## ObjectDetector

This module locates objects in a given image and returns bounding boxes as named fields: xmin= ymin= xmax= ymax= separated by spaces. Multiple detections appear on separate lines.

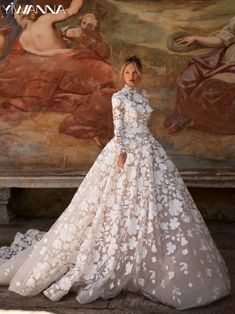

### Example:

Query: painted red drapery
xmin=0 ymin=47 xmax=115 ymax=140
xmin=165 ymin=48 xmax=235 ymax=135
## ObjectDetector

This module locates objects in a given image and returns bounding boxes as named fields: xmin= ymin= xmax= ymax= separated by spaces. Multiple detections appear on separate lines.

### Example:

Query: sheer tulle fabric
xmin=0 ymin=85 xmax=230 ymax=310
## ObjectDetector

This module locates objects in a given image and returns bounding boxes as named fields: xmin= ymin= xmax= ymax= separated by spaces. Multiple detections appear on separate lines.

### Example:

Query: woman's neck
xmin=124 ymin=84 xmax=141 ymax=92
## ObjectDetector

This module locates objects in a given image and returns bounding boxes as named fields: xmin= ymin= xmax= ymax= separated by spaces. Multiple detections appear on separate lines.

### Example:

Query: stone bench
xmin=0 ymin=169 xmax=234 ymax=224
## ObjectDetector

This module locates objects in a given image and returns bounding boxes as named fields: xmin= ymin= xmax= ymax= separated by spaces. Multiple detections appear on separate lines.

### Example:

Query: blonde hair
xmin=120 ymin=55 xmax=143 ymax=78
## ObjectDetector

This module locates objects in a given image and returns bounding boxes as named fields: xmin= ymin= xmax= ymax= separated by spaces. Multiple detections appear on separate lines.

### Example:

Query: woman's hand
xmin=117 ymin=152 xmax=127 ymax=170
xmin=175 ymin=35 xmax=225 ymax=48
xmin=175 ymin=35 xmax=198 ymax=46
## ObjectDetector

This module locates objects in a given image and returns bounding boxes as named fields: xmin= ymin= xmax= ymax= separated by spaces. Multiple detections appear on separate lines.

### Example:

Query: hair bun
xmin=124 ymin=55 xmax=142 ymax=70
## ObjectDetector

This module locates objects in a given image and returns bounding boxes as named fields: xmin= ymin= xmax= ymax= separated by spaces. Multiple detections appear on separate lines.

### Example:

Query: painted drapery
xmin=0 ymin=0 xmax=234 ymax=171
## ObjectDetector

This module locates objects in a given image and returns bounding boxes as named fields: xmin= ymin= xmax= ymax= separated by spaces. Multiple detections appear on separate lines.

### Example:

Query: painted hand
xmin=175 ymin=36 xmax=197 ymax=46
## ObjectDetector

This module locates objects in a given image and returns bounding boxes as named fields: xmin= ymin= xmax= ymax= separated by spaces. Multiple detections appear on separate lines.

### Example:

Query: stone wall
xmin=8 ymin=188 xmax=235 ymax=221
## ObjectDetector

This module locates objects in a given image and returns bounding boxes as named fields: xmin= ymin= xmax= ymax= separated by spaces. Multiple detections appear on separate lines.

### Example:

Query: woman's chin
xmin=126 ymin=82 xmax=137 ymax=87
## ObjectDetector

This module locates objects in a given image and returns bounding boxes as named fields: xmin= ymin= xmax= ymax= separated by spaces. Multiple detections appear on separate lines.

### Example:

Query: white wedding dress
xmin=0 ymin=85 xmax=231 ymax=310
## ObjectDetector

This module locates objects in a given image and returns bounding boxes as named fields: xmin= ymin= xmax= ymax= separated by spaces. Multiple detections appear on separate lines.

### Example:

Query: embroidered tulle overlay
xmin=0 ymin=230 xmax=44 ymax=265
xmin=0 ymin=85 xmax=230 ymax=310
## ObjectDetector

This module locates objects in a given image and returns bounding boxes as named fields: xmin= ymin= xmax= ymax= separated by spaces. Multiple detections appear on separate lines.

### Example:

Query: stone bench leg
xmin=0 ymin=188 xmax=11 ymax=224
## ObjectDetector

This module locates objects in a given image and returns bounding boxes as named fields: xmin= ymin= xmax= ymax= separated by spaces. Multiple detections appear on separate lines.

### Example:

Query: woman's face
xmin=123 ymin=63 xmax=141 ymax=87
xmin=80 ymin=15 xmax=97 ymax=31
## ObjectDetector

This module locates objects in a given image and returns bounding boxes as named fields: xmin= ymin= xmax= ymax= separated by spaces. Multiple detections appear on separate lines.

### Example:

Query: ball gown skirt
xmin=0 ymin=85 xmax=230 ymax=310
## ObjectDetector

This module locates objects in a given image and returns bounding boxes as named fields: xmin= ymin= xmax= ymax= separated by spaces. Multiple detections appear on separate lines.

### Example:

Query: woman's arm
xmin=64 ymin=27 xmax=82 ymax=38
xmin=175 ymin=35 xmax=226 ymax=48
xmin=40 ymin=0 xmax=84 ymax=24
xmin=112 ymin=94 xmax=126 ymax=154
xmin=21 ymin=47 xmax=73 ymax=56
xmin=112 ymin=94 xmax=127 ymax=170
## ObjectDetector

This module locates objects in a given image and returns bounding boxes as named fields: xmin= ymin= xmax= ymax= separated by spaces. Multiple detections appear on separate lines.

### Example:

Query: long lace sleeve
xmin=112 ymin=94 xmax=126 ymax=154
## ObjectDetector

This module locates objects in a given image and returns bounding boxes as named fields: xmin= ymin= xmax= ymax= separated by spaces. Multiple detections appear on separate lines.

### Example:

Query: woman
xmin=0 ymin=0 xmax=115 ymax=148
xmin=13 ymin=0 xmax=83 ymax=56
xmin=0 ymin=56 xmax=231 ymax=310
xmin=165 ymin=16 xmax=235 ymax=135
xmin=64 ymin=12 xmax=110 ymax=59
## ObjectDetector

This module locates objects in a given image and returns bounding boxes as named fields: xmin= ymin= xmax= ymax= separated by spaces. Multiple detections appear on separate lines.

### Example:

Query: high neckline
xmin=123 ymin=84 xmax=142 ymax=93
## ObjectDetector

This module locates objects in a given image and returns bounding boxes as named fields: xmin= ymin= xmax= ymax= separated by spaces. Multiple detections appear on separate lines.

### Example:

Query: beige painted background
xmin=0 ymin=0 xmax=234 ymax=171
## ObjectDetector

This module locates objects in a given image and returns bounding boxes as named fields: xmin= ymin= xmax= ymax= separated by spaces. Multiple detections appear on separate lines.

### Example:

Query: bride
xmin=0 ymin=56 xmax=231 ymax=310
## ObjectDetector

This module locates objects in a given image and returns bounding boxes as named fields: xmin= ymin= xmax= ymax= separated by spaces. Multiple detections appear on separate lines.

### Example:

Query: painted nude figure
xmin=14 ymin=0 xmax=84 ymax=56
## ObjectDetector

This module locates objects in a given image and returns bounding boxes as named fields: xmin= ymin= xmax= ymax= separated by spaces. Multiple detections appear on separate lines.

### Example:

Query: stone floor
xmin=0 ymin=218 xmax=234 ymax=314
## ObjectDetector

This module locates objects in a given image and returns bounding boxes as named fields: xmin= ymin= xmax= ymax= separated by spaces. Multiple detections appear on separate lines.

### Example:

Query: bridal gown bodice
xmin=0 ymin=85 xmax=230 ymax=310
xmin=112 ymin=85 xmax=154 ymax=153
